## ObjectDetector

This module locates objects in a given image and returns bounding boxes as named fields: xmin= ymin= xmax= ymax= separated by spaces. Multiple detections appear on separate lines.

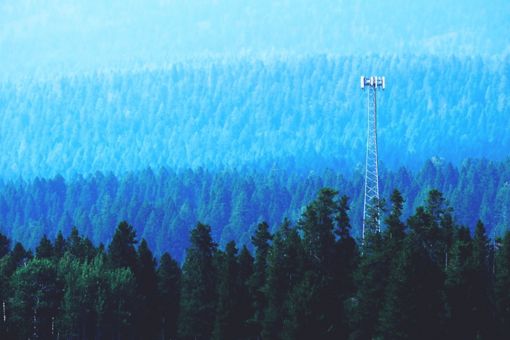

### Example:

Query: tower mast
xmin=361 ymin=76 xmax=385 ymax=239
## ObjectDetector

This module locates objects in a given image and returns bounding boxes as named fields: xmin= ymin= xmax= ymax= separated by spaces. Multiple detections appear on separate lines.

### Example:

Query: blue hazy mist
xmin=1 ymin=0 xmax=509 ymax=78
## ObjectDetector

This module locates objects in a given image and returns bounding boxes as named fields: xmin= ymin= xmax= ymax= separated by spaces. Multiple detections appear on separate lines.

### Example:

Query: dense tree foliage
xmin=0 ymin=158 xmax=509 ymax=261
xmin=0 ymin=56 xmax=508 ymax=179
xmin=0 ymin=188 xmax=509 ymax=339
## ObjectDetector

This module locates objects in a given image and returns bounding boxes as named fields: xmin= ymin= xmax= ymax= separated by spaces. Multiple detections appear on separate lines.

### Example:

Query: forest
xmin=0 ymin=55 xmax=508 ymax=179
xmin=2 ymin=2 xmax=508 ymax=339
xmin=0 ymin=187 xmax=509 ymax=339
xmin=0 ymin=158 xmax=509 ymax=261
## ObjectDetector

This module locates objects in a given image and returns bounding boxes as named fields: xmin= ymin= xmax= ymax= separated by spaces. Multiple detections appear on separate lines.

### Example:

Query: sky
xmin=1 ymin=0 xmax=509 ymax=78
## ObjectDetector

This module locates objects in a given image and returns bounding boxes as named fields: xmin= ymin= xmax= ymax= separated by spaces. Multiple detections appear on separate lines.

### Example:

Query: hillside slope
xmin=0 ymin=55 xmax=508 ymax=179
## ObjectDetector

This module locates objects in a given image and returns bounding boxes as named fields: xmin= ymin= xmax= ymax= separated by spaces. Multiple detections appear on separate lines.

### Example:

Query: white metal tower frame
xmin=361 ymin=76 xmax=385 ymax=239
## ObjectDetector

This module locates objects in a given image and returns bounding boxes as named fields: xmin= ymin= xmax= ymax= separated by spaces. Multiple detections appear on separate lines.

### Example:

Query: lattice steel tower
xmin=361 ymin=76 xmax=385 ymax=239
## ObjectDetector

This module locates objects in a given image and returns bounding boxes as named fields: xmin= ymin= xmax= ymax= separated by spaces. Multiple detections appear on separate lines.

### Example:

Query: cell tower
xmin=361 ymin=76 xmax=385 ymax=239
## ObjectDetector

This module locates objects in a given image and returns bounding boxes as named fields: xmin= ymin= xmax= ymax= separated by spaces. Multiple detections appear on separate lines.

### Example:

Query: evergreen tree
xmin=79 ymin=254 xmax=111 ymax=339
xmin=0 ymin=233 xmax=9 ymax=258
xmin=262 ymin=220 xmax=304 ymax=339
xmin=56 ymin=254 xmax=83 ymax=338
xmin=441 ymin=210 xmax=456 ymax=270
xmin=108 ymin=221 xmax=138 ymax=271
xmin=378 ymin=235 xmax=419 ymax=340
xmin=53 ymin=231 xmax=66 ymax=259
xmin=470 ymin=220 xmax=495 ymax=338
xmin=408 ymin=205 xmax=440 ymax=264
xmin=0 ymin=255 xmax=13 ymax=338
xmin=35 ymin=234 xmax=53 ymax=259
xmin=248 ymin=221 xmax=272 ymax=335
xmin=335 ymin=195 xmax=352 ymax=240
xmin=157 ymin=252 xmax=181 ymax=340
xmin=104 ymin=266 xmax=137 ymax=340
xmin=282 ymin=271 xmax=319 ymax=340
xmin=426 ymin=189 xmax=447 ymax=224
xmin=423 ymin=189 xmax=448 ymax=263
xmin=299 ymin=188 xmax=337 ymax=273
xmin=67 ymin=226 xmax=83 ymax=257
xmin=350 ymin=230 xmax=386 ymax=339
xmin=11 ymin=242 xmax=31 ymax=267
xmin=287 ymin=188 xmax=340 ymax=338
xmin=378 ymin=230 xmax=445 ymax=340
xmin=0 ymin=243 xmax=30 ymax=338
xmin=237 ymin=245 xmax=255 ymax=338
xmin=445 ymin=227 xmax=475 ymax=339
xmin=9 ymin=259 xmax=61 ymax=339
xmin=67 ymin=226 xmax=96 ymax=261
xmin=406 ymin=215 xmax=445 ymax=339
xmin=178 ymin=223 xmax=217 ymax=340
xmin=495 ymin=231 xmax=510 ymax=338
xmin=135 ymin=239 xmax=159 ymax=339
xmin=334 ymin=195 xmax=358 ymax=339
xmin=213 ymin=241 xmax=241 ymax=340
xmin=384 ymin=189 xmax=406 ymax=248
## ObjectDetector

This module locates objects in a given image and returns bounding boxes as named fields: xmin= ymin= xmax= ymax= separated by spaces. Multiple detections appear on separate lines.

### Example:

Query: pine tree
xmin=237 ymin=245 xmax=255 ymax=338
xmin=108 ymin=221 xmax=138 ymax=271
xmin=288 ymin=188 xmax=340 ymax=338
xmin=67 ymin=227 xmax=83 ymax=258
xmin=35 ymin=234 xmax=53 ymax=259
xmin=213 ymin=241 xmax=241 ymax=340
xmin=282 ymin=271 xmax=319 ymax=340
xmin=441 ymin=211 xmax=456 ymax=270
xmin=470 ymin=220 xmax=495 ymax=338
xmin=350 ymin=230 xmax=386 ymax=339
xmin=53 ymin=231 xmax=66 ymax=259
xmin=56 ymin=254 xmax=83 ymax=338
xmin=299 ymin=188 xmax=337 ymax=274
xmin=0 ymin=255 xmax=13 ymax=338
xmin=495 ymin=231 xmax=510 ymax=338
xmin=135 ymin=239 xmax=159 ymax=339
xmin=0 ymin=233 xmax=9 ymax=258
xmin=248 ymin=221 xmax=272 ymax=335
xmin=178 ymin=223 xmax=217 ymax=339
xmin=334 ymin=195 xmax=358 ymax=339
xmin=157 ymin=252 xmax=181 ymax=340
xmin=67 ymin=227 xmax=96 ymax=261
xmin=9 ymin=259 xmax=61 ymax=339
xmin=384 ymin=189 xmax=406 ymax=248
xmin=262 ymin=220 xmax=304 ymax=339
xmin=78 ymin=254 xmax=111 ymax=339
xmin=445 ymin=227 xmax=474 ymax=339
xmin=11 ymin=242 xmax=31 ymax=267
xmin=105 ymin=266 xmax=137 ymax=340
xmin=378 ymin=235 xmax=418 ymax=340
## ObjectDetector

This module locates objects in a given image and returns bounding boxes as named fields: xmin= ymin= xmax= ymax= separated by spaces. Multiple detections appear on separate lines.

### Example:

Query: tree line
xmin=1 ymin=158 xmax=509 ymax=262
xmin=1 ymin=187 xmax=509 ymax=339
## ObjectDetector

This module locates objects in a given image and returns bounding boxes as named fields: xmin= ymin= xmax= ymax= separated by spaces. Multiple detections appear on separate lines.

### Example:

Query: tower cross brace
xmin=361 ymin=76 xmax=385 ymax=240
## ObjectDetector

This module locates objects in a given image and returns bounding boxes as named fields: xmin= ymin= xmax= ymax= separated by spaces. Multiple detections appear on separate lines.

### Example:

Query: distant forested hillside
xmin=0 ymin=158 xmax=508 ymax=261
xmin=0 ymin=55 xmax=508 ymax=179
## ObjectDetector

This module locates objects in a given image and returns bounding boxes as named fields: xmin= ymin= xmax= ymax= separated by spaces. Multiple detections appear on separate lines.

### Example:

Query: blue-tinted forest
xmin=0 ymin=158 xmax=508 ymax=261
xmin=2 ymin=2 xmax=509 ymax=338
xmin=0 ymin=55 xmax=508 ymax=179
xmin=2 ymin=188 xmax=510 ymax=339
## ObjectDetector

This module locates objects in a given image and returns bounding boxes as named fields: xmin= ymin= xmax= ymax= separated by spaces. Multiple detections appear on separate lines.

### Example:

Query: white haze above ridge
xmin=1 ymin=0 xmax=509 ymax=78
